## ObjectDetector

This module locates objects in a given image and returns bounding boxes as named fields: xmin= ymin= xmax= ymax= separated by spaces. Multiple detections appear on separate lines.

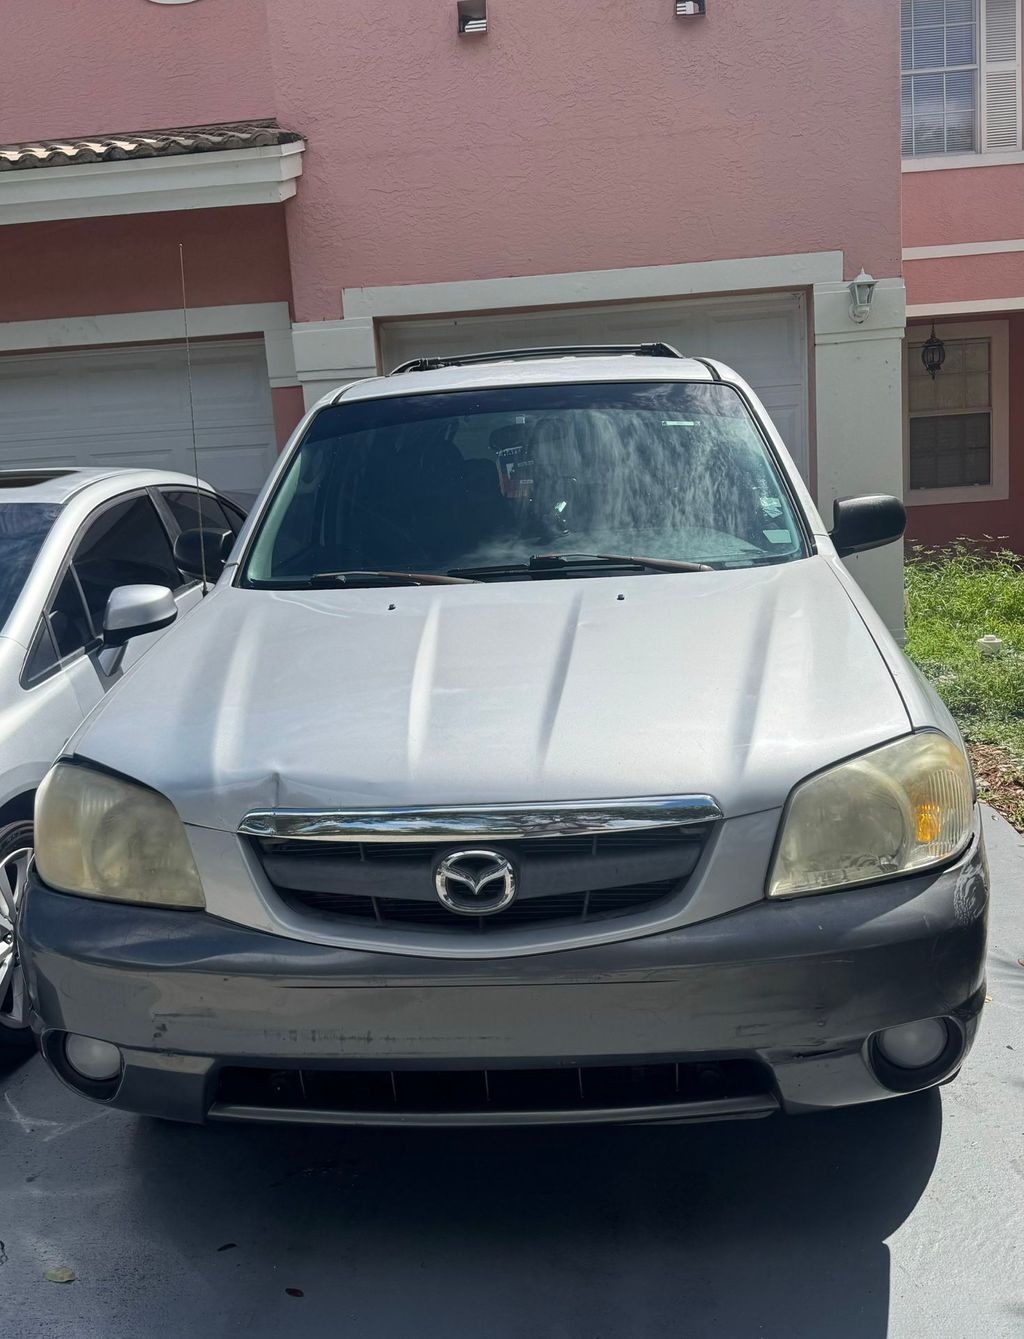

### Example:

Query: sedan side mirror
xmin=173 ymin=528 xmax=234 ymax=582
xmin=103 ymin=585 xmax=178 ymax=648
xmin=829 ymin=495 xmax=906 ymax=558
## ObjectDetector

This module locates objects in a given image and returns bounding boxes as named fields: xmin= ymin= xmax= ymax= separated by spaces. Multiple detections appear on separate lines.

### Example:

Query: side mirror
xmin=829 ymin=495 xmax=906 ymax=558
xmin=172 ymin=528 xmax=234 ymax=582
xmin=102 ymin=585 xmax=177 ymax=649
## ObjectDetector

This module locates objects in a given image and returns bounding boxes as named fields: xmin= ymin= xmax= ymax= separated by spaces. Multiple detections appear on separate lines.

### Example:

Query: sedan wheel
xmin=0 ymin=820 xmax=35 ymax=1048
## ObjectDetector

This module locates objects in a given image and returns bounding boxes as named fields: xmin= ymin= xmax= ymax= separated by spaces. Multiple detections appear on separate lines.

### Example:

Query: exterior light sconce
xmin=458 ymin=1 xmax=487 ymax=34
xmin=848 ymin=270 xmax=877 ymax=324
xmin=675 ymin=1 xmax=706 ymax=13
xmin=921 ymin=324 xmax=946 ymax=379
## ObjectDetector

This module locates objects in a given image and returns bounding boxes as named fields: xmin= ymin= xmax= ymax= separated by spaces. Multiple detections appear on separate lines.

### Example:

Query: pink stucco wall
xmin=5 ymin=1 xmax=901 ymax=326
xmin=264 ymin=0 xmax=903 ymax=321
xmin=904 ymin=162 xmax=1024 ymax=308
xmin=0 ymin=208 xmax=293 ymax=323
xmin=2 ymin=0 xmax=273 ymax=142
xmin=904 ymin=163 xmax=1024 ymax=248
xmin=905 ymin=250 xmax=1024 ymax=307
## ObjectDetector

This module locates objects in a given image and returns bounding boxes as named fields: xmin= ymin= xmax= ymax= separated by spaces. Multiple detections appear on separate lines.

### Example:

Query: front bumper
xmin=19 ymin=830 xmax=989 ymax=1125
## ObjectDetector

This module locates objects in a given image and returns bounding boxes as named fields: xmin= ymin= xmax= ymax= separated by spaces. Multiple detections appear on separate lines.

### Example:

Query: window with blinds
xmin=901 ymin=0 xmax=1021 ymax=157
xmin=908 ymin=338 xmax=992 ymax=489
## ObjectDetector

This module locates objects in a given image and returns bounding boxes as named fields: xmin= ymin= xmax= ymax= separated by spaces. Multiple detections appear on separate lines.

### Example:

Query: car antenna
xmin=178 ymin=243 xmax=209 ymax=595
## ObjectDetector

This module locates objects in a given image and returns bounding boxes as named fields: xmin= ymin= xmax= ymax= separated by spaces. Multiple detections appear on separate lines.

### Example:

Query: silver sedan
xmin=0 ymin=467 xmax=244 ymax=1049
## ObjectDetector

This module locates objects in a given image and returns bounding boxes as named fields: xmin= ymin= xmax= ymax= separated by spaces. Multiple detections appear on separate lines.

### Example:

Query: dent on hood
xmin=71 ymin=561 xmax=912 ymax=831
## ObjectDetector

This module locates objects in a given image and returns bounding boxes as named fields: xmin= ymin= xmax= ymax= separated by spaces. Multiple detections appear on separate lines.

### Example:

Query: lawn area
xmin=905 ymin=544 xmax=1024 ymax=827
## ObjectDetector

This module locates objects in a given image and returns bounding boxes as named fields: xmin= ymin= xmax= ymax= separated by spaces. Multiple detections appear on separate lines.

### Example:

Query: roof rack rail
xmin=389 ymin=343 xmax=684 ymax=375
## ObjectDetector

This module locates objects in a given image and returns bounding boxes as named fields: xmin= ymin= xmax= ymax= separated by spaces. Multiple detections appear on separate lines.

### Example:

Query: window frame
xmin=903 ymin=319 xmax=1010 ymax=506
xmin=901 ymin=0 xmax=1023 ymax=164
xmin=901 ymin=0 xmax=981 ymax=157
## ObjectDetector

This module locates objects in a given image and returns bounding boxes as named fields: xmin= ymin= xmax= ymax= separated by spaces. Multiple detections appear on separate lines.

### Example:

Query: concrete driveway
xmin=2 ymin=808 xmax=1021 ymax=1339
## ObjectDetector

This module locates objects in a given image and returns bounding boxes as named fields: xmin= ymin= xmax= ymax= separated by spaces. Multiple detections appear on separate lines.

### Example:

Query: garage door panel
xmin=0 ymin=340 xmax=277 ymax=496
xmin=183 ymin=437 xmax=280 ymax=486
xmin=188 ymin=346 xmax=274 ymax=427
xmin=380 ymin=294 xmax=809 ymax=480
xmin=90 ymin=449 xmax=180 ymax=472
xmin=707 ymin=314 xmax=805 ymax=386
xmin=0 ymin=445 xmax=81 ymax=469
xmin=758 ymin=402 xmax=801 ymax=455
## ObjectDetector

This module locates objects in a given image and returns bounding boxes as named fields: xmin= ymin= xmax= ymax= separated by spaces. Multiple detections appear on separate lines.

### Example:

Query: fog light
xmin=64 ymin=1034 xmax=122 ymax=1082
xmin=875 ymin=1018 xmax=949 ymax=1070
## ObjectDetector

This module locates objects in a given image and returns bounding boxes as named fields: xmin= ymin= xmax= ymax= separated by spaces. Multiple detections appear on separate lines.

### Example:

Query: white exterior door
xmin=379 ymin=293 xmax=810 ymax=479
xmin=0 ymin=340 xmax=277 ymax=499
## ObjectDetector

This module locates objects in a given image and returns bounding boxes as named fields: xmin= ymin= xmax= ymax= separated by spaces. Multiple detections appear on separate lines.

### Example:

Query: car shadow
xmin=0 ymin=1044 xmax=36 ymax=1085
xmin=130 ymin=1091 xmax=942 ymax=1339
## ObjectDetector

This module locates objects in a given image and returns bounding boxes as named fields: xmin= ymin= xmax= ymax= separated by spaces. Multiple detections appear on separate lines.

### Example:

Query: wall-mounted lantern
xmin=675 ymin=1 xmax=706 ymax=14
xmin=921 ymin=324 xmax=946 ymax=379
xmin=848 ymin=270 xmax=877 ymax=324
xmin=457 ymin=0 xmax=487 ymax=34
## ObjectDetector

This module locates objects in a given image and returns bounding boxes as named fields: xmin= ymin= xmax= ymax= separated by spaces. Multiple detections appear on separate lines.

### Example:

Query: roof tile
xmin=0 ymin=119 xmax=303 ymax=172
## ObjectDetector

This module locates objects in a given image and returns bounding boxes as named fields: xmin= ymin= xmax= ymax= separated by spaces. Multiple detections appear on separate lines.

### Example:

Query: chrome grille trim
xmin=238 ymin=795 xmax=723 ymax=843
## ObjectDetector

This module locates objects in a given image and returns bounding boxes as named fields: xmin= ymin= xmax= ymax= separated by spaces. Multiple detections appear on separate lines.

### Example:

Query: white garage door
xmin=380 ymin=293 xmax=809 ymax=479
xmin=0 ymin=339 xmax=278 ymax=499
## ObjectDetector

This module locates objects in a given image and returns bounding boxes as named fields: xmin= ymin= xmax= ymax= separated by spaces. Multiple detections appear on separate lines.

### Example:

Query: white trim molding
xmin=292 ymin=250 xmax=848 ymax=401
xmin=0 ymin=301 xmax=298 ymax=386
xmin=903 ymin=319 xmax=1010 ymax=508
xmin=812 ymin=278 xmax=907 ymax=641
xmin=903 ymin=237 xmax=1024 ymax=260
xmin=908 ymin=295 xmax=1024 ymax=316
xmin=341 ymin=251 xmax=845 ymax=321
xmin=903 ymin=147 xmax=1024 ymax=171
xmin=0 ymin=142 xmax=304 ymax=226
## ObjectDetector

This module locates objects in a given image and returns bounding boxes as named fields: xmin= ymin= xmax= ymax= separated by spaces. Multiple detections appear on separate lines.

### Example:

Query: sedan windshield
xmin=0 ymin=503 xmax=61 ymax=631
xmin=242 ymin=382 xmax=808 ymax=587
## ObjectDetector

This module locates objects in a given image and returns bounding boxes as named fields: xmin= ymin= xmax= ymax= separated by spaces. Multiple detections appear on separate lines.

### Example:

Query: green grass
xmin=904 ymin=543 xmax=1024 ymax=759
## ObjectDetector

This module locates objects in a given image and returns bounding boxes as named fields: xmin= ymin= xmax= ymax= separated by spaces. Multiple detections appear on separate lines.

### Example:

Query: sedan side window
xmin=21 ymin=619 xmax=62 ymax=686
xmin=73 ymin=496 xmax=182 ymax=628
xmin=48 ymin=568 xmax=95 ymax=660
xmin=161 ymin=489 xmax=242 ymax=538
xmin=21 ymin=568 xmax=94 ymax=687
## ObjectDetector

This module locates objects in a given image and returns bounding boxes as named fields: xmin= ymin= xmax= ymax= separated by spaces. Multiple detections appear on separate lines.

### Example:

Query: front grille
xmin=214 ymin=1058 xmax=772 ymax=1119
xmin=278 ymin=882 xmax=679 ymax=927
xmin=252 ymin=823 xmax=712 ymax=934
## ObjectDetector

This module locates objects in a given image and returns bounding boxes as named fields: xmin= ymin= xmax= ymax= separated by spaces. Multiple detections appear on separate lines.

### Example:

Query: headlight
xmin=35 ymin=762 xmax=204 ymax=908
xmin=768 ymin=732 xmax=973 ymax=898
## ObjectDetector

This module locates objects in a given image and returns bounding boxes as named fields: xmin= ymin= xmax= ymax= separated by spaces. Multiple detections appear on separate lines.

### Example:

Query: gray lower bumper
xmin=19 ymin=833 xmax=989 ymax=1124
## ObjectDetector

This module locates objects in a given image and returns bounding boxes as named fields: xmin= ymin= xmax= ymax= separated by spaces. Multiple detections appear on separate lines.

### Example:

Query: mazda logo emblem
xmin=434 ymin=849 xmax=517 ymax=916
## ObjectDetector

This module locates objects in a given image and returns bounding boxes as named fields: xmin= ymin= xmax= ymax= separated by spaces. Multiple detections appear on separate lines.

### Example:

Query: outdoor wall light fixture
xmin=675 ymin=1 xmax=707 ymax=14
xmin=457 ymin=0 xmax=487 ymax=34
xmin=921 ymin=324 xmax=946 ymax=379
xmin=848 ymin=270 xmax=877 ymax=324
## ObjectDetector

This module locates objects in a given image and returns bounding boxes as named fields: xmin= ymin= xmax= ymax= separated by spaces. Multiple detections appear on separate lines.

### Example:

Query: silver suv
xmin=20 ymin=346 xmax=988 ymax=1126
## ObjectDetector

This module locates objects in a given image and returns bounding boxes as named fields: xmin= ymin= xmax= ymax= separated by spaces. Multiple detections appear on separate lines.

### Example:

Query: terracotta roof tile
xmin=0 ymin=120 xmax=303 ymax=171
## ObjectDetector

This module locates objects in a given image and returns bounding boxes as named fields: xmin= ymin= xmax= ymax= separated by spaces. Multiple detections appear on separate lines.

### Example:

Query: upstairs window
xmin=901 ymin=0 xmax=1022 ymax=158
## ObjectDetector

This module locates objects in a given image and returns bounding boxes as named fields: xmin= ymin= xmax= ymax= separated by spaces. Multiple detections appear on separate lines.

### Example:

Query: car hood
xmin=72 ymin=559 xmax=910 ymax=830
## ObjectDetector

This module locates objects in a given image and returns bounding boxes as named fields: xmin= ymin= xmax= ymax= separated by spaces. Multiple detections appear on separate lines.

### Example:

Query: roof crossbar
xmin=389 ymin=343 xmax=684 ymax=375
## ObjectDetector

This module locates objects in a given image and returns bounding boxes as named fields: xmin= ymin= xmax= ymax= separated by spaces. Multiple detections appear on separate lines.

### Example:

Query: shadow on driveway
xmin=129 ymin=1091 xmax=942 ymax=1338
xmin=0 ymin=1045 xmax=35 ymax=1084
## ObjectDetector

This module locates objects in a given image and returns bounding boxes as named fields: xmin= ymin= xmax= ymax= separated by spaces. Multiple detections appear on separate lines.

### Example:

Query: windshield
xmin=242 ymin=382 xmax=808 ymax=587
xmin=0 ymin=503 xmax=61 ymax=631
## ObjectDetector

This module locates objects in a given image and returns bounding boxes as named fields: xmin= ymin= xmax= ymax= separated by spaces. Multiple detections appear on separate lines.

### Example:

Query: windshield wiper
xmin=306 ymin=570 xmax=476 ymax=587
xmin=449 ymin=553 xmax=713 ymax=579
